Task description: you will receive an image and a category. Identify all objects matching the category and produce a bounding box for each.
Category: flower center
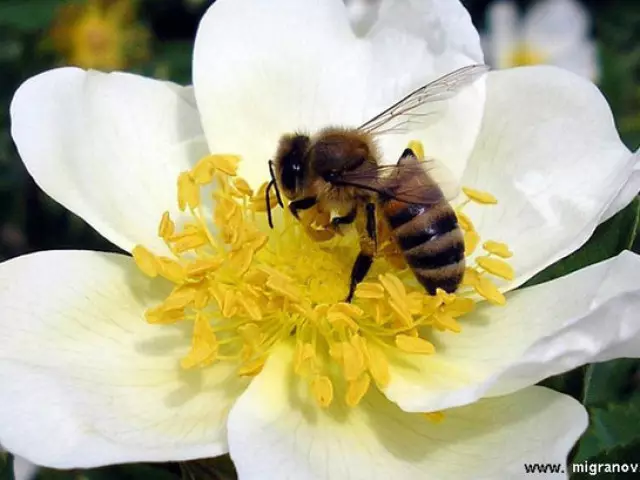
[507,43,547,67]
[133,143,513,408]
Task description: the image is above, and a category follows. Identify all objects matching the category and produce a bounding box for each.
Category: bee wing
[333,155,459,205]
[358,64,489,136]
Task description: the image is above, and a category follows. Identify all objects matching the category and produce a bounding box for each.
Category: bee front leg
[346,252,373,303]
[365,202,377,252]
[289,196,317,219]
[330,205,357,235]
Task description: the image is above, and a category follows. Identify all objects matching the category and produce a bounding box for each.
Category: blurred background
[0,0,639,479]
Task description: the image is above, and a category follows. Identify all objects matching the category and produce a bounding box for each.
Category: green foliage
[0,1,67,33]
[180,456,238,480]
[152,40,194,85]
[36,464,181,480]
[0,453,13,480]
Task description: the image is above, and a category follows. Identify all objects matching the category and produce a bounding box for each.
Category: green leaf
[36,464,180,480]
[149,40,193,85]
[523,197,640,288]
[572,439,640,479]
[35,468,76,480]
[574,395,640,463]
[180,456,238,480]
[582,359,640,407]
[83,464,180,480]
[0,453,14,480]
[0,1,67,33]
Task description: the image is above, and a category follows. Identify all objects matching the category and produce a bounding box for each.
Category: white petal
[12,456,38,480]
[462,66,635,288]
[0,251,247,468]
[193,0,485,187]
[601,154,640,222]
[524,0,590,55]
[10,68,209,255]
[227,345,585,479]
[385,251,640,413]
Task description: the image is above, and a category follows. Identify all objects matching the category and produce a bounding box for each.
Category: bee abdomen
[383,200,465,295]
[413,263,465,295]
[405,233,465,269]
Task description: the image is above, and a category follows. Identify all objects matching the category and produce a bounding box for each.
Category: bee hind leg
[345,252,373,303]
[330,205,357,234]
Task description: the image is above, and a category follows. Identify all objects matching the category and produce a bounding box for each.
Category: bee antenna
[265,179,275,229]
[268,160,284,207]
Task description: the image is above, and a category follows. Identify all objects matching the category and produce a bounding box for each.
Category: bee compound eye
[324,170,337,181]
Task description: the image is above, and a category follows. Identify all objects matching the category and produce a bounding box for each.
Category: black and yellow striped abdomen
[382,198,465,295]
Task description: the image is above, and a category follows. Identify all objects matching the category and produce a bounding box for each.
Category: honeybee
[266,64,489,302]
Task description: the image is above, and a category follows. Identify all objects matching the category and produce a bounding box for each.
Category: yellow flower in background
[49,0,149,71]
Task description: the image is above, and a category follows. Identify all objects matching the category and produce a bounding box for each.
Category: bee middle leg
[345,202,377,303]
[346,252,373,303]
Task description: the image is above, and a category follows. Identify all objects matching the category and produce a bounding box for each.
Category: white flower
[484,0,599,80]
[1,0,639,478]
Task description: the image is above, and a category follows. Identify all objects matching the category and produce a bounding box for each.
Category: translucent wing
[331,151,459,205]
[358,64,489,136]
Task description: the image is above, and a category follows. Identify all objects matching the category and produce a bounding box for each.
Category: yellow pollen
[133,143,513,409]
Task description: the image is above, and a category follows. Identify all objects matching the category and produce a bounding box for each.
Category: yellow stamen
[464,230,481,256]
[407,140,425,160]
[475,277,507,306]
[355,282,385,299]
[483,240,513,258]
[132,245,158,277]
[395,334,436,354]
[158,211,175,240]
[133,143,513,409]
[312,376,334,408]
[346,374,371,407]
[476,256,515,280]
[177,172,200,211]
[181,313,218,369]
[422,411,445,423]
[462,187,498,205]
[456,210,475,232]
[364,342,390,387]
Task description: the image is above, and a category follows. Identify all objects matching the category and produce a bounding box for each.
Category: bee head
[274,133,311,198]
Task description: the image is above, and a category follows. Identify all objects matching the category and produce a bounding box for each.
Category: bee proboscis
[266,64,489,301]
